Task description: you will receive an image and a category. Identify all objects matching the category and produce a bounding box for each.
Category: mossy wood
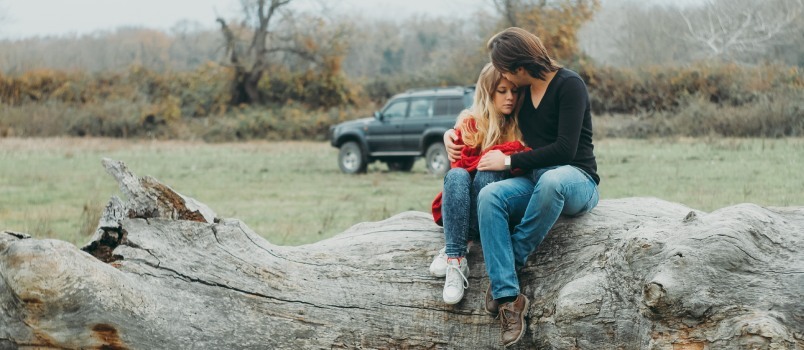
[1,159,801,349]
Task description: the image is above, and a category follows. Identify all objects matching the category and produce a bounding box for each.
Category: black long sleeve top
[510,68,600,184]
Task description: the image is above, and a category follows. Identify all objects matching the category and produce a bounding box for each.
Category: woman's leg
[477,176,535,300]
[469,170,510,241]
[510,165,599,270]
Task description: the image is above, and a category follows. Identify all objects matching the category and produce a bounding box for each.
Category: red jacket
[431,122,530,226]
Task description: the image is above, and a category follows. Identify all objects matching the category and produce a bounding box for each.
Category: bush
[190,104,375,142]
[577,62,803,114]
[595,86,803,138]
[1,62,800,140]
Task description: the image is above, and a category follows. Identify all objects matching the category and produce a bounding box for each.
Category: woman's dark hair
[487,27,561,80]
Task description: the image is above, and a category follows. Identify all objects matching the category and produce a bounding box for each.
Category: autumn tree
[216,0,351,106]
[491,0,600,62]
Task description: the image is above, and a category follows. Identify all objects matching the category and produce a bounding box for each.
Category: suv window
[434,97,450,116]
[409,98,433,118]
[449,97,465,115]
[382,99,408,119]
[434,96,465,116]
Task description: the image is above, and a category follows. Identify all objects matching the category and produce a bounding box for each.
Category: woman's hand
[478,150,507,171]
[444,129,463,162]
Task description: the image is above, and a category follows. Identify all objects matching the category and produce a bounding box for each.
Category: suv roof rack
[404,85,467,93]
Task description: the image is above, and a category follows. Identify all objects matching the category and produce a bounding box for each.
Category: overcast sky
[0,0,705,40]
[0,0,490,39]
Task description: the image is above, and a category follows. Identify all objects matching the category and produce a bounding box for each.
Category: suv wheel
[425,143,449,176]
[338,141,367,174]
[386,157,416,172]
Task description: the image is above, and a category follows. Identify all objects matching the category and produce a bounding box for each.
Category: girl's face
[493,78,517,115]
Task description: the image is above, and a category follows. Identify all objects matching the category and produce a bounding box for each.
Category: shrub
[1,62,800,140]
[577,62,803,114]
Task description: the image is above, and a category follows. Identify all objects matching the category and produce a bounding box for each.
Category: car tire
[425,143,450,177]
[338,141,367,174]
[386,157,416,172]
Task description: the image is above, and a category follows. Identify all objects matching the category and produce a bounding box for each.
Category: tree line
[0,0,801,140]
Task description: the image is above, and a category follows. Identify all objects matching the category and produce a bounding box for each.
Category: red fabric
[431,122,530,226]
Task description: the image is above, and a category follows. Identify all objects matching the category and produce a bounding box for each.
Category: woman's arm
[444,111,473,162]
[444,129,462,163]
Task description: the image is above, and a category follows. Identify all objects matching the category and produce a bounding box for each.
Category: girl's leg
[442,168,473,258]
[440,167,479,304]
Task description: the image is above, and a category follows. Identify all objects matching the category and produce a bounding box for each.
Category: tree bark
[1,159,802,349]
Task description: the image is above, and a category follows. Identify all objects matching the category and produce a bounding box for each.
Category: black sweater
[510,68,600,184]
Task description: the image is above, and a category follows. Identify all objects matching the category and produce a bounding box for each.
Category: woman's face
[493,78,517,115]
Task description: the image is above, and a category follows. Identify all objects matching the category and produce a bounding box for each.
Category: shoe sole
[503,296,530,348]
[443,283,467,305]
[443,293,464,305]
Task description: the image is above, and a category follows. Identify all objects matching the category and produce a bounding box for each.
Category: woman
[430,62,529,305]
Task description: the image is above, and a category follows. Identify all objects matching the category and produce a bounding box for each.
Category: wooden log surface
[1,159,802,349]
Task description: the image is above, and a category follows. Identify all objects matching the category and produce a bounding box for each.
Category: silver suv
[330,86,474,176]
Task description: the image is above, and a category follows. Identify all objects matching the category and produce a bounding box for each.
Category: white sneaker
[429,247,448,277]
[442,257,469,304]
[430,245,471,277]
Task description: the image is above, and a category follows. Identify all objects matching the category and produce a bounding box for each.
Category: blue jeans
[478,165,599,299]
[442,168,509,258]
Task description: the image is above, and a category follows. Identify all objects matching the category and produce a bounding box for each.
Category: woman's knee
[536,170,564,193]
[477,181,510,211]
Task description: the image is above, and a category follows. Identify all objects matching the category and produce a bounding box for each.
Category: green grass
[598,138,804,210]
[1,137,802,247]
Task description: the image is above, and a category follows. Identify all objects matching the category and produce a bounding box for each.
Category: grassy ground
[1,137,802,247]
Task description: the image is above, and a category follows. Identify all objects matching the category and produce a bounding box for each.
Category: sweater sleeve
[510,77,587,170]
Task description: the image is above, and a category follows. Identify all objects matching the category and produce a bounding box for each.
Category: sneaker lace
[445,259,469,289]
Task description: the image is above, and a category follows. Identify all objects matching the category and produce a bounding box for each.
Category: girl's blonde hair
[458,63,522,151]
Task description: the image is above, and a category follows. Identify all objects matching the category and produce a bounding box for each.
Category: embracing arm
[444,129,462,163]
[445,112,477,163]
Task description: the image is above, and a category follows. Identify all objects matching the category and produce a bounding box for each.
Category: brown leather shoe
[485,284,498,315]
[499,294,529,347]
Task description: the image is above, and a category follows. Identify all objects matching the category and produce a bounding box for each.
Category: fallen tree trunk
[1,159,802,349]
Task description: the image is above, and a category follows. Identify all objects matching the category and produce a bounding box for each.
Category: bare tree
[216,0,352,105]
[679,0,804,63]
[217,0,292,105]
[578,0,804,67]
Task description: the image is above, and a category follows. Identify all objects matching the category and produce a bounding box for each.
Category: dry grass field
[1,137,802,246]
